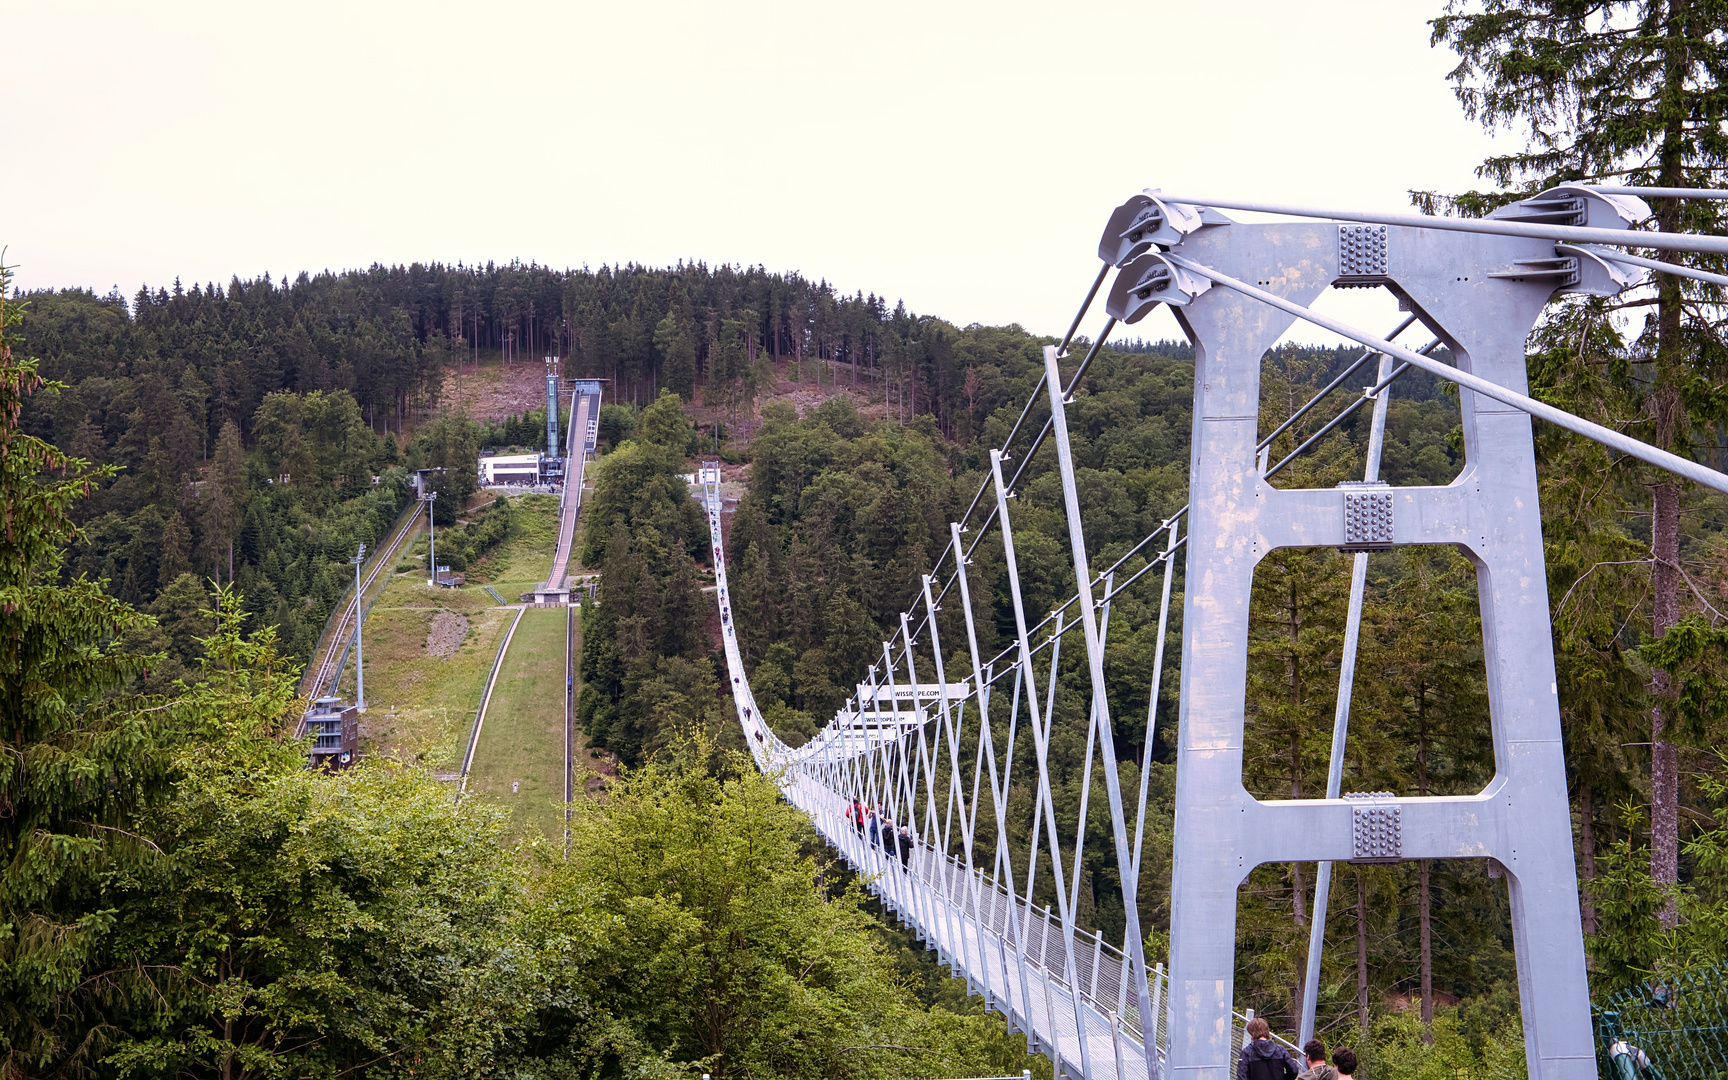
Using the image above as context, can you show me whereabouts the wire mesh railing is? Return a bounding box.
[806,788,1300,1080]
[1597,964,1728,1079]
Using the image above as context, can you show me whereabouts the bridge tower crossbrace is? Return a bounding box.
[701,182,1728,1080]
[1156,219,1591,1079]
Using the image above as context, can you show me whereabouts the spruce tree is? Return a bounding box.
[203,420,246,584]
[655,305,698,401]
[0,266,165,1074]
[1433,0,1728,928]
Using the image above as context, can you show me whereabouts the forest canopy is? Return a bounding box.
[15,6,1728,1062]
[0,268,1042,1080]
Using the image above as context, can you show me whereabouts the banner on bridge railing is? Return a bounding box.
[856,681,969,703]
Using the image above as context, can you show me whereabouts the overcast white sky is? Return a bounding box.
[6,0,1511,345]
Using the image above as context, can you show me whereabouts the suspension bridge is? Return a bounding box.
[703,184,1728,1080]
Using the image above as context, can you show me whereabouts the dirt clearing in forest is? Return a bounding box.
[438,355,553,423]
[424,611,469,658]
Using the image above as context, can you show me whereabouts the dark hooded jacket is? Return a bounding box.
[1237,1039,1299,1080]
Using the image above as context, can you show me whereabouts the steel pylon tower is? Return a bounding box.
[704,182,1728,1080]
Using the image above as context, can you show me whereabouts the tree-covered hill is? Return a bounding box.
[0,267,1047,1080]
[17,240,1728,1073]
[12,261,1036,661]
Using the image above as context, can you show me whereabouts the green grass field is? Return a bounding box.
[352,494,561,771]
[347,490,582,837]
[465,492,561,598]
[465,607,574,840]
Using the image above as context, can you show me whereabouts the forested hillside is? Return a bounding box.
[563,308,1547,1054]
[13,262,1004,666]
[17,226,1728,1078]
[0,269,1046,1080]
[566,301,1728,1070]
[720,334,1511,1048]
[20,260,971,445]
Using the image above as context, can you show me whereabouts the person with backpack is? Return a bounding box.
[1237,1018,1299,1080]
[1297,1040,1338,1080]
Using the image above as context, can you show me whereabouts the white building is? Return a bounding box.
[478,453,542,486]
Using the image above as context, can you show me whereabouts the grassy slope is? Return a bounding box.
[318,509,425,696]
[466,492,561,597]
[466,606,571,840]
[353,494,561,770]
[461,491,583,838]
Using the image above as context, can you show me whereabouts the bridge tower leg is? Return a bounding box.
[1163,222,1592,1079]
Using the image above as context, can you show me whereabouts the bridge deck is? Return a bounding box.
[693,475,1287,1080]
[785,773,1159,1080]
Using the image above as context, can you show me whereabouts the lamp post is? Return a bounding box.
[350,543,367,710]
[420,490,438,586]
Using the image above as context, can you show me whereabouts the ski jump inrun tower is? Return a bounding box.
[707,183,1728,1080]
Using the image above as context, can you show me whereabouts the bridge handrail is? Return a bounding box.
[699,471,1301,1080]
[804,773,1298,1074]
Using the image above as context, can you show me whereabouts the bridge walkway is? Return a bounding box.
[698,470,1278,1080]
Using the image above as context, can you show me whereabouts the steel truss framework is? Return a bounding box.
[703,184,1728,1080]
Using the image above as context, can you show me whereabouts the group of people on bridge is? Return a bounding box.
[1239,1018,1357,1080]
[846,799,912,870]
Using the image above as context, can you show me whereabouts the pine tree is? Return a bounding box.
[204,420,246,584]
[0,265,165,1075]
[655,305,698,400]
[159,510,192,584]
[1432,0,1728,927]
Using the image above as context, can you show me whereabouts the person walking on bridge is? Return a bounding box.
[1237,1018,1298,1080]
[1297,1040,1337,1080]
[1329,1049,1356,1080]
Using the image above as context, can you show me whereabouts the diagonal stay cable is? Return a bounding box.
[1153,189,1728,257]
[940,265,1112,587]
[1165,253,1728,496]
[1556,184,1728,199]
[1258,313,1417,450]
[930,318,1439,695]
[862,306,1429,732]
[1261,342,1439,479]
[935,318,1122,612]
[934,313,1428,621]
[1559,243,1728,289]
[868,318,1426,713]
[951,321,1425,680]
